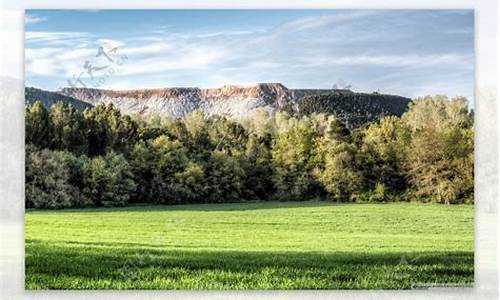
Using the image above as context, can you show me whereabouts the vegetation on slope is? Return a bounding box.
[25,87,93,111]
[282,91,411,128]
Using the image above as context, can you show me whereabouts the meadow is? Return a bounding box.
[25,201,474,289]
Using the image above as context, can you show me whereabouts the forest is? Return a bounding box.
[25,95,474,209]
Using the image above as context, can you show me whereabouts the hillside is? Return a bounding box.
[283,91,411,128]
[25,87,93,111]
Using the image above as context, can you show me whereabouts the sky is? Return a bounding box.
[25,9,474,102]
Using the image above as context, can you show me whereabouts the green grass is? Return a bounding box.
[25,201,474,289]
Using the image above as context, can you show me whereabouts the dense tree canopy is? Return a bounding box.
[25,95,474,208]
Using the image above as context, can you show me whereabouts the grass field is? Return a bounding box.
[25,201,474,289]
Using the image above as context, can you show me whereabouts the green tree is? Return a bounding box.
[271,115,319,200]
[82,152,136,206]
[314,136,361,201]
[208,116,248,154]
[241,134,274,199]
[174,162,207,203]
[25,145,85,208]
[181,111,212,157]
[130,135,189,204]
[359,116,410,192]
[205,150,245,203]
[49,101,87,154]
[403,96,474,204]
[26,101,51,148]
[84,103,138,156]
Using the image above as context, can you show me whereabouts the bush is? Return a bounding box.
[82,152,136,207]
[369,183,387,202]
[174,162,207,202]
[25,146,86,209]
[205,150,245,203]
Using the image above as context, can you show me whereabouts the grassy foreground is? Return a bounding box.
[25,201,474,289]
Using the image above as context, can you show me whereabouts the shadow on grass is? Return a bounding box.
[26,200,348,213]
[25,239,474,290]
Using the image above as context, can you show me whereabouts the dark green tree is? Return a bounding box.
[25,145,86,208]
[26,101,51,148]
[205,150,245,203]
[82,151,136,207]
[49,101,88,154]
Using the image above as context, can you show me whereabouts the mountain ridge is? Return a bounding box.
[58,83,357,118]
[26,83,411,128]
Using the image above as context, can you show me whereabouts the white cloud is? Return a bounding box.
[98,39,125,49]
[196,30,262,38]
[121,43,172,55]
[118,44,227,76]
[309,54,474,68]
[25,35,227,79]
[25,14,47,24]
[25,31,91,48]
[28,59,57,75]
[274,11,377,33]
[26,31,89,41]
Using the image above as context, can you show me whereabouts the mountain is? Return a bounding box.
[25,87,93,111]
[58,83,334,118]
[26,83,411,127]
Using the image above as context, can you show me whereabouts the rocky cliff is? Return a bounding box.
[58,83,336,118]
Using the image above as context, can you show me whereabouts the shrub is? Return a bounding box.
[205,150,245,203]
[174,162,207,203]
[82,152,136,207]
[369,183,387,203]
[25,146,85,209]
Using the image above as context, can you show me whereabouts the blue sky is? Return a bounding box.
[25,9,474,102]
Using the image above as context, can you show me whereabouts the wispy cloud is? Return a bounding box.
[25,14,47,24]
[25,31,91,47]
[274,11,377,33]
[305,54,474,68]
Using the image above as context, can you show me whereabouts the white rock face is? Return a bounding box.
[59,83,330,118]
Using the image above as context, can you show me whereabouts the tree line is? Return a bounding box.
[25,95,474,209]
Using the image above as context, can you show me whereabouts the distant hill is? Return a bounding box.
[26,84,411,128]
[283,91,412,128]
[25,87,93,111]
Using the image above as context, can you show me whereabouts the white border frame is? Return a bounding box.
[1,1,498,299]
